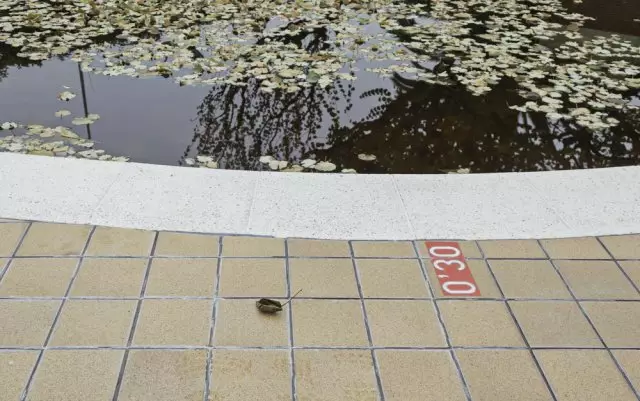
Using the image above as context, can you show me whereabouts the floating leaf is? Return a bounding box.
[71,117,96,125]
[282,164,304,172]
[57,91,76,101]
[268,160,288,170]
[55,110,71,118]
[300,159,317,168]
[1,122,18,130]
[57,127,80,139]
[259,155,275,164]
[196,155,214,163]
[314,161,337,172]
[357,154,377,162]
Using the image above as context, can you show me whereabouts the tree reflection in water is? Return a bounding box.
[183,0,640,174]
[188,69,640,173]
[183,77,354,170]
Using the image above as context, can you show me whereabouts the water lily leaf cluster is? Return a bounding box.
[184,155,219,168]
[0,0,638,131]
[258,155,356,172]
[386,0,640,130]
[0,90,125,161]
[0,122,127,161]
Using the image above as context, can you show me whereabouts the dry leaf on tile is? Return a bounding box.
[256,289,302,314]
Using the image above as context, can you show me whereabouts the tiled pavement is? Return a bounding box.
[0,220,640,401]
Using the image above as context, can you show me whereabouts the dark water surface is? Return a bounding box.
[1,1,639,173]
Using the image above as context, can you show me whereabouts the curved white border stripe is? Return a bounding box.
[0,153,639,240]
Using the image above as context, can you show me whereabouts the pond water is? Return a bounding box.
[1,0,639,173]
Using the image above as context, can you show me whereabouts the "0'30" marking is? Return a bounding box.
[425,241,480,296]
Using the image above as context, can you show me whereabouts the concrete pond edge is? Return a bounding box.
[0,153,638,240]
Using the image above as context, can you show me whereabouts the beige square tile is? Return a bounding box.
[0,351,38,401]
[366,300,446,347]
[0,258,77,297]
[295,350,378,401]
[210,350,291,401]
[352,241,415,258]
[555,260,640,299]
[415,240,482,259]
[154,232,219,256]
[535,350,636,401]
[425,259,502,298]
[457,350,553,401]
[70,258,147,297]
[50,300,136,346]
[222,236,284,257]
[145,258,216,297]
[17,223,92,256]
[292,300,368,346]
[478,240,545,259]
[86,226,154,256]
[619,261,640,289]
[356,259,429,298]
[438,300,524,346]
[612,350,640,392]
[213,299,288,347]
[0,222,27,256]
[218,258,285,297]
[0,300,60,346]
[599,235,640,259]
[540,237,610,259]
[376,350,465,401]
[289,258,358,298]
[509,301,600,347]
[489,260,572,299]
[133,299,211,345]
[581,301,640,347]
[119,350,207,401]
[288,239,350,257]
[28,350,124,401]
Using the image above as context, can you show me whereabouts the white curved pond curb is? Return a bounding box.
[0,153,639,240]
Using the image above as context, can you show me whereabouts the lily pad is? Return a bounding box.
[314,161,337,172]
[57,91,76,101]
[55,110,71,118]
[357,154,377,162]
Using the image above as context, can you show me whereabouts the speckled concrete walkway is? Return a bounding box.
[1,220,640,401]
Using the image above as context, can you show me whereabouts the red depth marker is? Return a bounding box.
[425,241,480,297]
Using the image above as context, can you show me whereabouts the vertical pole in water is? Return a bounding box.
[78,63,92,140]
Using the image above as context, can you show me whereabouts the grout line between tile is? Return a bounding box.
[2,295,640,302]
[538,240,640,401]
[0,222,32,289]
[284,239,297,401]
[19,225,95,401]
[4,345,640,351]
[484,255,559,401]
[595,237,640,296]
[111,231,159,401]
[612,351,640,400]
[204,236,224,401]
[349,241,386,401]
[8,253,640,262]
[412,241,473,401]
